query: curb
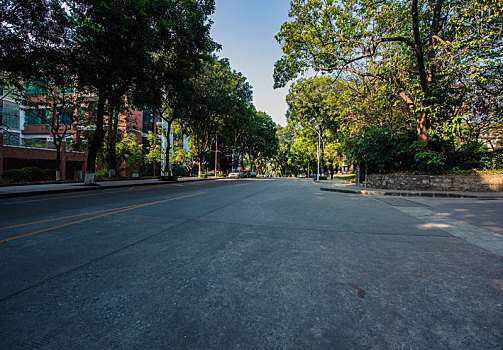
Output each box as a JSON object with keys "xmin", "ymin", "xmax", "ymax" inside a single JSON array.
[
  {"xmin": 320, "ymin": 187, "xmax": 503, "ymax": 199},
  {"xmin": 0, "ymin": 178, "xmax": 217, "ymax": 199}
]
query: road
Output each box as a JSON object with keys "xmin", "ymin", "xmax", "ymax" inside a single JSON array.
[{"xmin": 0, "ymin": 178, "xmax": 502, "ymax": 349}]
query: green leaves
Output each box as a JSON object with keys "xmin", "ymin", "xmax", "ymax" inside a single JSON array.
[{"xmin": 274, "ymin": 0, "xmax": 503, "ymax": 173}]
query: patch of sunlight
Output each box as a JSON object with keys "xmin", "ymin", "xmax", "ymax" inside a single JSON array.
[
  {"xmin": 454, "ymin": 209, "xmax": 468, "ymax": 212},
  {"xmin": 417, "ymin": 222, "xmax": 453, "ymax": 229}
]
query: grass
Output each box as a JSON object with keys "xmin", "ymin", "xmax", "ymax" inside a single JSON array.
[{"xmin": 335, "ymin": 174, "xmax": 355, "ymax": 180}]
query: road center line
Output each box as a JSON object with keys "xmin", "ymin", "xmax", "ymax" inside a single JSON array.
[
  {"xmin": 0, "ymin": 204, "xmax": 149, "ymax": 231},
  {"xmin": 0, "ymin": 192, "xmax": 204, "ymax": 244}
]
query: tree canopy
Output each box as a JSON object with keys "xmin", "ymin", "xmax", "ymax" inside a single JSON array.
[{"xmin": 274, "ymin": 0, "xmax": 503, "ymax": 175}]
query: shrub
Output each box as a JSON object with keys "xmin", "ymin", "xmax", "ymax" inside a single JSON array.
[
  {"xmin": 217, "ymin": 173, "xmax": 226, "ymax": 178},
  {"xmin": 171, "ymin": 164, "xmax": 190, "ymax": 177},
  {"xmin": 44, "ymin": 169, "xmax": 56, "ymax": 181},
  {"xmin": 159, "ymin": 175, "xmax": 178, "ymax": 181},
  {"xmin": 94, "ymin": 169, "xmax": 109, "ymax": 180},
  {"xmin": 199, "ymin": 173, "xmax": 208, "ymax": 178},
  {"xmin": 348, "ymin": 128, "xmax": 416, "ymax": 174},
  {"xmin": 2, "ymin": 167, "xmax": 53, "ymax": 183},
  {"xmin": 318, "ymin": 175, "xmax": 328, "ymax": 180}
]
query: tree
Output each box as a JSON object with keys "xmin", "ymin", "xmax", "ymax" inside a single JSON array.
[
  {"xmin": 73, "ymin": 0, "xmax": 156, "ymax": 183},
  {"xmin": 134, "ymin": 0, "xmax": 217, "ymax": 177},
  {"xmin": 116, "ymin": 132, "xmax": 142, "ymax": 175},
  {"xmin": 274, "ymin": 0, "xmax": 503, "ymax": 143},
  {"xmin": 181, "ymin": 57, "xmax": 253, "ymax": 175},
  {"xmin": 272, "ymin": 125, "xmax": 296, "ymax": 176},
  {"xmin": 286, "ymin": 76, "xmax": 342, "ymax": 175},
  {"xmin": 20, "ymin": 80, "xmax": 85, "ymax": 180},
  {"xmin": 0, "ymin": 0, "xmax": 73, "ymax": 83}
]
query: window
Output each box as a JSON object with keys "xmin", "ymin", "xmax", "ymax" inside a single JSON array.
[
  {"xmin": 59, "ymin": 110, "xmax": 74, "ymax": 124},
  {"xmin": 0, "ymin": 101, "xmax": 21, "ymax": 129},
  {"xmin": 25, "ymin": 81, "xmax": 50, "ymax": 96},
  {"xmin": 57, "ymin": 83, "xmax": 74, "ymax": 95},
  {"xmin": 24, "ymin": 109, "xmax": 50, "ymax": 125},
  {"xmin": 3, "ymin": 132, "xmax": 21, "ymax": 146},
  {"xmin": 23, "ymin": 138, "xmax": 47, "ymax": 148}
]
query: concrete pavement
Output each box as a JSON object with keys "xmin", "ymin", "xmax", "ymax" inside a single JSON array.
[{"xmin": 0, "ymin": 178, "xmax": 502, "ymax": 349}]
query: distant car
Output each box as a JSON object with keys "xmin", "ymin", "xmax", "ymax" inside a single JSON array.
[
  {"xmin": 298, "ymin": 174, "xmax": 306, "ymax": 178},
  {"xmin": 228, "ymin": 172, "xmax": 241, "ymax": 179}
]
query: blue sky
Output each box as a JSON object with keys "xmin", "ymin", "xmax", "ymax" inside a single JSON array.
[{"xmin": 210, "ymin": 0, "xmax": 291, "ymax": 126}]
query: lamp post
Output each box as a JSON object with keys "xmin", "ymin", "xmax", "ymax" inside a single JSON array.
[
  {"xmin": 316, "ymin": 126, "xmax": 321, "ymax": 181},
  {"xmin": 214, "ymin": 135, "xmax": 218, "ymax": 178}
]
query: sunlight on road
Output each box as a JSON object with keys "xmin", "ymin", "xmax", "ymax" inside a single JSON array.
[{"xmin": 416, "ymin": 222, "xmax": 452, "ymax": 229}]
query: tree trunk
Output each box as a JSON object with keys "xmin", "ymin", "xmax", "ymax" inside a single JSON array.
[
  {"xmin": 163, "ymin": 119, "xmax": 172, "ymax": 176},
  {"xmin": 85, "ymin": 96, "xmax": 106, "ymax": 184},
  {"xmin": 107, "ymin": 111, "xmax": 119, "ymax": 177},
  {"xmin": 55, "ymin": 138, "xmax": 61, "ymax": 181},
  {"xmin": 197, "ymin": 150, "xmax": 203, "ymax": 176},
  {"xmin": 412, "ymin": 0, "xmax": 430, "ymax": 143}
]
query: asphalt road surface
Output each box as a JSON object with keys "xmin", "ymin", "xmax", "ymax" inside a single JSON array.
[{"xmin": 0, "ymin": 178, "xmax": 502, "ymax": 349}]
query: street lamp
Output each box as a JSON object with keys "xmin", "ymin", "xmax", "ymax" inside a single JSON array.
[{"xmin": 214, "ymin": 135, "xmax": 218, "ymax": 178}]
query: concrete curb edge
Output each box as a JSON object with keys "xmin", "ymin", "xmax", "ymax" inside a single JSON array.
[{"xmin": 320, "ymin": 187, "xmax": 503, "ymax": 199}]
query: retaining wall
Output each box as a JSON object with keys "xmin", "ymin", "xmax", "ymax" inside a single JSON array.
[{"xmin": 364, "ymin": 174, "xmax": 503, "ymax": 192}]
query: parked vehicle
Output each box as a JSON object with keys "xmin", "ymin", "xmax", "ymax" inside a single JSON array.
[
  {"xmin": 228, "ymin": 171, "xmax": 242, "ymax": 179},
  {"xmin": 241, "ymin": 170, "xmax": 257, "ymax": 178}
]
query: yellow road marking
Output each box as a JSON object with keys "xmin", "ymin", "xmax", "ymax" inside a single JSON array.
[
  {"xmin": 0, "ymin": 192, "xmax": 203, "ymax": 244},
  {"xmin": 0, "ymin": 204, "xmax": 146, "ymax": 231},
  {"xmin": 0, "ymin": 188, "xmax": 129, "ymax": 205}
]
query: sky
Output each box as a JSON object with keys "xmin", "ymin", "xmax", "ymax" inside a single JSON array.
[{"xmin": 209, "ymin": 0, "xmax": 291, "ymax": 126}]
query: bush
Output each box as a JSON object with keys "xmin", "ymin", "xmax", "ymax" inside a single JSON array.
[
  {"xmin": 318, "ymin": 175, "xmax": 328, "ymax": 180},
  {"xmin": 159, "ymin": 175, "xmax": 178, "ymax": 181},
  {"xmin": 348, "ymin": 128, "xmax": 416, "ymax": 174},
  {"xmin": 94, "ymin": 169, "xmax": 109, "ymax": 180},
  {"xmin": 482, "ymin": 151, "xmax": 503, "ymax": 170},
  {"xmin": 199, "ymin": 173, "xmax": 208, "ymax": 178},
  {"xmin": 171, "ymin": 164, "xmax": 190, "ymax": 177},
  {"xmin": 2, "ymin": 167, "xmax": 53, "ymax": 183},
  {"xmin": 217, "ymin": 173, "xmax": 226, "ymax": 178},
  {"xmin": 44, "ymin": 169, "xmax": 56, "ymax": 181}
]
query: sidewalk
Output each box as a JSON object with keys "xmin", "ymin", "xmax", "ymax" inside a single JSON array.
[
  {"xmin": 317, "ymin": 178, "xmax": 503, "ymax": 199},
  {"xmin": 0, "ymin": 177, "xmax": 216, "ymax": 199}
]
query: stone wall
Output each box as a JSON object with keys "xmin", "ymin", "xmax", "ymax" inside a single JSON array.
[{"xmin": 364, "ymin": 174, "xmax": 503, "ymax": 192}]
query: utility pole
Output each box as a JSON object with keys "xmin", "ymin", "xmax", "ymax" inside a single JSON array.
[{"xmin": 317, "ymin": 129, "xmax": 320, "ymax": 181}]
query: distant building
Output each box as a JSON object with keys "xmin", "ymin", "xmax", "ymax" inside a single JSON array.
[{"xmin": 0, "ymin": 83, "xmax": 149, "ymax": 181}]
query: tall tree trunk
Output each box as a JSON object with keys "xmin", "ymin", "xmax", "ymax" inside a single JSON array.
[
  {"xmin": 107, "ymin": 110, "xmax": 119, "ymax": 177},
  {"xmin": 412, "ymin": 0, "xmax": 431, "ymax": 142},
  {"xmin": 163, "ymin": 119, "xmax": 172, "ymax": 176},
  {"xmin": 55, "ymin": 138, "xmax": 61, "ymax": 181},
  {"xmin": 85, "ymin": 96, "xmax": 106, "ymax": 184}
]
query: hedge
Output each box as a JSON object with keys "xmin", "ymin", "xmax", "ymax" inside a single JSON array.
[{"xmin": 2, "ymin": 167, "xmax": 55, "ymax": 183}]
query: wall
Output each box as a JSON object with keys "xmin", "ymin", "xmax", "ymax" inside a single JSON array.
[
  {"xmin": 364, "ymin": 174, "xmax": 503, "ymax": 192},
  {"xmin": 1, "ymin": 135, "xmax": 87, "ymax": 182}
]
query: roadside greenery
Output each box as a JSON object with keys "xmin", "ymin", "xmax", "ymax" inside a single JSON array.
[
  {"xmin": 274, "ymin": 0, "xmax": 503, "ymax": 175},
  {"xmin": 1, "ymin": 0, "xmax": 278, "ymax": 182}
]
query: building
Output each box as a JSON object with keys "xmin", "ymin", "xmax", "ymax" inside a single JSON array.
[{"xmin": 0, "ymin": 83, "xmax": 147, "ymax": 182}]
